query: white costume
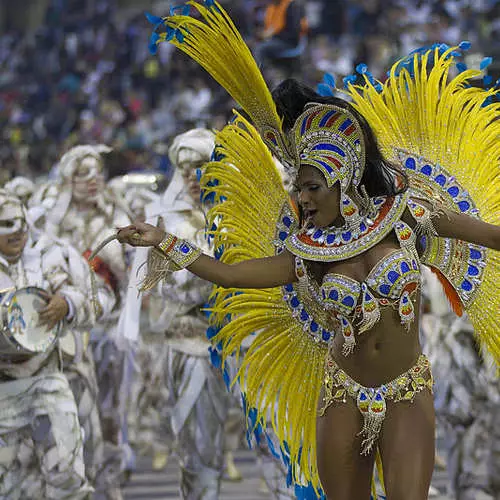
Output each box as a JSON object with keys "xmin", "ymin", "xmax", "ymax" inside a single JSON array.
[
  {"xmin": 0, "ymin": 190, "xmax": 103, "ymax": 499},
  {"xmin": 125, "ymin": 129, "xmax": 236, "ymax": 498},
  {"xmin": 421, "ymin": 268, "xmax": 500, "ymax": 500},
  {"xmin": 29, "ymin": 145, "xmax": 133, "ymax": 499}
]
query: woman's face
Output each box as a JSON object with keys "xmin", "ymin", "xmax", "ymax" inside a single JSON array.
[{"xmin": 295, "ymin": 165, "xmax": 341, "ymax": 228}]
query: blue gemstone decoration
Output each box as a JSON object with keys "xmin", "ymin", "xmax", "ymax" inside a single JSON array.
[
  {"xmin": 341, "ymin": 317, "xmax": 348, "ymax": 326},
  {"xmin": 434, "ymin": 174, "xmax": 446, "ymax": 186},
  {"xmin": 412, "ymin": 260, "xmax": 418, "ymax": 270},
  {"xmin": 328, "ymin": 289, "xmax": 339, "ymax": 301},
  {"xmin": 387, "ymin": 270, "xmax": 400, "ymax": 283},
  {"xmin": 284, "ymin": 284, "xmax": 294, "ymax": 293},
  {"xmin": 379, "ymin": 284, "xmax": 391, "ymax": 295},
  {"xmin": 400, "ymin": 261, "xmax": 410, "ymax": 274},
  {"xmin": 447, "ymin": 186, "xmax": 459, "ymax": 197},
  {"xmin": 405, "ymin": 157, "xmax": 416, "ymax": 170},
  {"xmin": 458, "ymin": 200, "xmax": 470, "ymax": 212},
  {"xmin": 421, "ymin": 164, "xmax": 432, "ymax": 176},
  {"xmin": 326, "ymin": 234, "xmax": 336, "ymax": 245},
  {"xmin": 342, "ymin": 231, "xmax": 352, "ymax": 242},
  {"xmin": 279, "ymin": 231, "xmax": 288, "ymax": 241},
  {"xmin": 290, "ymin": 297, "xmax": 300, "ymax": 308},
  {"xmin": 322, "ymin": 330, "xmax": 331, "ymax": 341},
  {"xmin": 365, "ymin": 292, "xmax": 371, "ymax": 301},
  {"xmin": 341, "ymin": 296, "xmax": 355, "ymax": 308},
  {"xmin": 402, "ymin": 296, "xmax": 408, "ymax": 303},
  {"xmin": 180, "ymin": 243, "xmax": 190, "ymax": 253},
  {"xmin": 359, "ymin": 393, "xmax": 367, "ymax": 401},
  {"xmin": 470, "ymin": 248, "xmax": 482, "ymax": 260},
  {"xmin": 283, "ymin": 216, "xmax": 292, "ymax": 227},
  {"xmin": 461, "ymin": 280, "xmax": 473, "ymax": 292},
  {"xmin": 314, "ymin": 159, "xmax": 335, "ymax": 174},
  {"xmin": 311, "ymin": 143, "xmax": 346, "ymax": 157},
  {"xmin": 313, "ymin": 229, "xmax": 323, "ymax": 239},
  {"xmin": 338, "ymin": 118, "xmax": 353, "ymax": 132},
  {"xmin": 318, "ymin": 109, "xmax": 336, "ymax": 126},
  {"xmin": 310, "ymin": 321, "xmax": 319, "ymax": 333},
  {"xmin": 360, "ymin": 222, "xmax": 367, "ymax": 232},
  {"xmin": 468, "ymin": 265, "xmax": 479, "ymax": 276},
  {"xmin": 375, "ymin": 393, "xmax": 383, "ymax": 401},
  {"xmin": 300, "ymin": 309, "xmax": 309, "ymax": 321}
]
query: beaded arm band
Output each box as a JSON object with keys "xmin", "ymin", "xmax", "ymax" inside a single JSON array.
[
  {"xmin": 407, "ymin": 198, "xmax": 445, "ymax": 238},
  {"xmin": 157, "ymin": 233, "xmax": 203, "ymax": 269},
  {"xmin": 139, "ymin": 233, "xmax": 203, "ymax": 292}
]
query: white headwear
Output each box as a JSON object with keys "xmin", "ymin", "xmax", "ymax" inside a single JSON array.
[
  {"xmin": 168, "ymin": 128, "xmax": 215, "ymax": 170},
  {"xmin": 117, "ymin": 129, "xmax": 215, "ymax": 349},
  {"xmin": 58, "ymin": 144, "xmax": 112, "ymax": 180},
  {"xmin": 0, "ymin": 189, "xmax": 26, "ymax": 235},
  {"xmin": 4, "ymin": 177, "xmax": 35, "ymax": 201}
]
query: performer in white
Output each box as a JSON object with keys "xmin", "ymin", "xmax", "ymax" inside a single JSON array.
[
  {"xmin": 30, "ymin": 145, "xmax": 134, "ymax": 500},
  {"xmin": 421, "ymin": 268, "xmax": 500, "ymax": 500},
  {"xmin": 124, "ymin": 128, "xmax": 239, "ymax": 498},
  {"xmin": 0, "ymin": 189, "xmax": 100, "ymax": 499}
]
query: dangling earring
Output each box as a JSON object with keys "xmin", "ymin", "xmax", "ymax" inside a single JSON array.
[
  {"xmin": 351, "ymin": 184, "xmax": 377, "ymax": 220},
  {"xmin": 340, "ymin": 191, "xmax": 362, "ymax": 230}
]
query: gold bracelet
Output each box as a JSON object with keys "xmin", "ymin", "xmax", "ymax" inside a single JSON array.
[{"xmin": 157, "ymin": 233, "xmax": 202, "ymax": 269}]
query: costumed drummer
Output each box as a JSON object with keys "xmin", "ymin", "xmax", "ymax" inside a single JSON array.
[
  {"xmin": 119, "ymin": 4, "xmax": 499, "ymax": 499},
  {"xmin": 0, "ymin": 189, "xmax": 97, "ymax": 499}
]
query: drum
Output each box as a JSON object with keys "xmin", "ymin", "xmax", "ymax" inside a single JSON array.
[{"xmin": 0, "ymin": 287, "xmax": 61, "ymax": 357}]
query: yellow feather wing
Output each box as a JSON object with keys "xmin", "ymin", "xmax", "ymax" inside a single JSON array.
[
  {"xmin": 150, "ymin": 0, "xmax": 282, "ymax": 134},
  {"xmin": 201, "ymin": 114, "xmax": 328, "ymax": 492},
  {"xmin": 348, "ymin": 46, "xmax": 500, "ymax": 363}
]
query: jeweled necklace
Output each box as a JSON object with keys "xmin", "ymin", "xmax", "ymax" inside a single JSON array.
[
  {"xmin": 303, "ymin": 197, "xmax": 386, "ymax": 246},
  {"xmin": 304, "ymin": 217, "xmax": 371, "ymax": 246}
]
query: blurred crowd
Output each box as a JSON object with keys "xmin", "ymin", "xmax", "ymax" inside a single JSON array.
[{"xmin": 1, "ymin": 0, "xmax": 499, "ymax": 183}]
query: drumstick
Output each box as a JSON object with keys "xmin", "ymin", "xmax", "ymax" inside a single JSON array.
[
  {"xmin": 87, "ymin": 233, "xmax": 119, "ymax": 320},
  {"xmin": 87, "ymin": 233, "xmax": 119, "ymax": 263}
]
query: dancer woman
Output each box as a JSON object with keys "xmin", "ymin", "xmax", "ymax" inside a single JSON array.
[{"xmin": 117, "ymin": 3, "xmax": 499, "ymax": 499}]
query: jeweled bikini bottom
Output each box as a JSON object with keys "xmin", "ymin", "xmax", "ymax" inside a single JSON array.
[{"xmin": 320, "ymin": 353, "xmax": 433, "ymax": 455}]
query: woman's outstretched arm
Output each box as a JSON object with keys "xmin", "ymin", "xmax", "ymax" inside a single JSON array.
[
  {"xmin": 404, "ymin": 198, "xmax": 500, "ymax": 250},
  {"xmin": 434, "ymin": 209, "xmax": 500, "ymax": 250},
  {"xmin": 117, "ymin": 221, "xmax": 297, "ymax": 289}
]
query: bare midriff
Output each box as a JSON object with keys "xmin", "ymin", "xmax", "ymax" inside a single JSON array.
[
  {"xmin": 306, "ymin": 232, "xmax": 422, "ymax": 387},
  {"xmin": 330, "ymin": 301, "xmax": 422, "ymax": 387}
]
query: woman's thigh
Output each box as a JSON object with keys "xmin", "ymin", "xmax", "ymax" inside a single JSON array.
[
  {"xmin": 316, "ymin": 397, "xmax": 375, "ymax": 500},
  {"xmin": 378, "ymin": 389, "xmax": 435, "ymax": 500}
]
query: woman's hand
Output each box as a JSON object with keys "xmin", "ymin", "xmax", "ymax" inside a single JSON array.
[{"xmin": 116, "ymin": 221, "xmax": 166, "ymax": 247}]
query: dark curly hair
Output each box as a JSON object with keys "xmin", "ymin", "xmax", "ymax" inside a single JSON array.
[{"xmin": 271, "ymin": 78, "xmax": 408, "ymax": 197}]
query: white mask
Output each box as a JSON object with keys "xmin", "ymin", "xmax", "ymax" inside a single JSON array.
[
  {"xmin": 72, "ymin": 156, "xmax": 105, "ymax": 201},
  {"xmin": 0, "ymin": 199, "xmax": 27, "ymax": 235}
]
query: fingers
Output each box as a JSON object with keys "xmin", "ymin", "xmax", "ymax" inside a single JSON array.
[
  {"xmin": 134, "ymin": 220, "xmax": 155, "ymax": 231},
  {"xmin": 38, "ymin": 307, "xmax": 59, "ymax": 330},
  {"xmin": 116, "ymin": 227, "xmax": 139, "ymax": 244},
  {"xmin": 38, "ymin": 296, "xmax": 67, "ymax": 330}
]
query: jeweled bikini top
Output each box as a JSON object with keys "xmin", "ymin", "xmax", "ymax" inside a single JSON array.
[{"xmin": 281, "ymin": 193, "xmax": 424, "ymax": 356}]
